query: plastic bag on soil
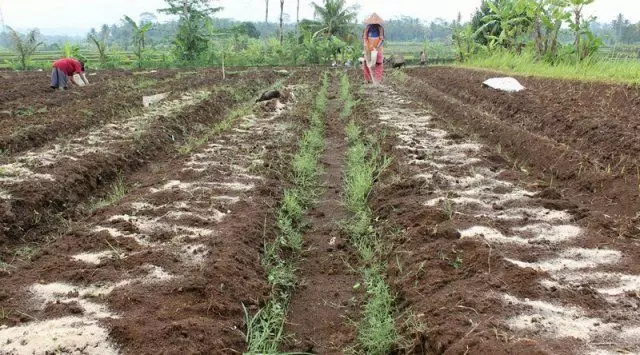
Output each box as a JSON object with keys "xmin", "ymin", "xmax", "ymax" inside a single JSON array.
[{"xmin": 482, "ymin": 77, "xmax": 525, "ymax": 92}]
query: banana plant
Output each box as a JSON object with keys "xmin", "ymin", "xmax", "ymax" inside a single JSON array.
[
  {"xmin": 123, "ymin": 15, "xmax": 153, "ymax": 67},
  {"xmin": 6, "ymin": 27, "xmax": 42, "ymax": 70},
  {"xmin": 452, "ymin": 23, "xmax": 476, "ymax": 61},
  {"xmin": 532, "ymin": 0, "xmax": 569, "ymax": 59},
  {"xmin": 563, "ymin": 0, "xmax": 596, "ymax": 60},
  {"xmin": 473, "ymin": 0, "xmax": 535, "ymax": 50},
  {"xmin": 88, "ymin": 25, "xmax": 110, "ymax": 66}
]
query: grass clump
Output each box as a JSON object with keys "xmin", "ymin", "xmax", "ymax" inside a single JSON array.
[
  {"xmin": 243, "ymin": 301, "xmax": 286, "ymax": 354},
  {"xmin": 358, "ymin": 266, "xmax": 398, "ymax": 353},
  {"xmin": 244, "ymin": 73, "xmax": 329, "ymax": 353},
  {"xmin": 340, "ymin": 73, "xmax": 357, "ymax": 120},
  {"xmin": 461, "ymin": 50, "xmax": 640, "ymax": 85},
  {"xmin": 91, "ymin": 172, "xmax": 127, "ymax": 210}
]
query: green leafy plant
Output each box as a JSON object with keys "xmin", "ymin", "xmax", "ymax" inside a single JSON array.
[
  {"xmin": 159, "ymin": 0, "xmax": 222, "ymax": 62},
  {"xmin": 450, "ymin": 252, "xmax": 463, "ymax": 269},
  {"xmin": 6, "ymin": 27, "xmax": 42, "ymax": 70},
  {"xmin": 57, "ymin": 41, "xmax": 81, "ymax": 59},
  {"xmin": 123, "ymin": 15, "xmax": 153, "ymax": 67},
  {"xmin": 88, "ymin": 25, "xmax": 111, "ymax": 66}
]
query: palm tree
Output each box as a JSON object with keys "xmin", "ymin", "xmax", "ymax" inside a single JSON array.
[
  {"xmin": 7, "ymin": 27, "xmax": 42, "ymax": 70},
  {"xmin": 296, "ymin": 0, "xmax": 300, "ymax": 27},
  {"xmin": 279, "ymin": 0, "xmax": 285, "ymax": 45},
  {"xmin": 310, "ymin": 0, "xmax": 359, "ymax": 40}
]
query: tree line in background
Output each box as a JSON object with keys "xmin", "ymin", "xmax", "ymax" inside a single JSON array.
[{"xmin": 0, "ymin": 0, "xmax": 639, "ymax": 70}]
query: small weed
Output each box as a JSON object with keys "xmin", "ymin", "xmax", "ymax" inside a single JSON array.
[
  {"xmin": 443, "ymin": 195, "xmax": 455, "ymax": 220},
  {"xmin": 279, "ymin": 189, "xmax": 304, "ymax": 223},
  {"xmin": 339, "ymin": 73, "xmax": 357, "ymax": 119},
  {"xmin": 269, "ymin": 79, "xmax": 285, "ymax": 91},
  {"xmin": 132, "ymin": 119, "xmax": 149, "ymax": 141},
  {"xmin": 276, "ymin": 217, "xmax": 303, "ymax": 251},
  {"xmin": 450, "ymin": 252, "xmax": 463, "ymax": 269},
  {"xmin": 395, "ymin": 255, "xmax": 403, "ymax": 274},
  {"xmin": 80, "ymin": 109, "xmax": 94, "ymax": 118},
  {"xmin": 417, "ymin": 261, "xmax": 426, "ymax": 277},
  {"xmin": 91, "ymin": 172, "xmax": 127, "ymax": 211},
  {"xmin": 14, "ymin": 246, "xmax": 38, "ymax": 261},
  {"xmin": 243, "ymin": 301, "xmax": 286, "ymax": 353},
  {"xmin": 105, "ymin": 239, "xmax": 124, "ymax": 260},
  {"xmin": 267, "ymin": 261, "xmax": 297, "ymax": 289},
  {"xmin": 0, "ymin": 258, "xmax": 13, "ymax": 272},
  {"xmin": 133, "ymin": 78, "xmax": 158, "ymax": 89},
  {"xmin": 389, "ymin": 69, "xmax": 408, "ymax": 82},
  {"xmin": 14, "ymin": 107, "xmax": 36, "ymax": 117},
  {"xmin": 345, "ymin": 120, "xmax": 362, "ymax": 144}
]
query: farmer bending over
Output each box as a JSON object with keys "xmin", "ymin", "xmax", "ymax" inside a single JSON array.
[{"xmin": 50, "ymin": 57, "xmax": 89, "ymax": 90}]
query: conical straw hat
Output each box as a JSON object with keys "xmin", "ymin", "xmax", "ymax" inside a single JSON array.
[{"xmin": 364, "ymin": 12, "xmax": 384, "ymax": 25}]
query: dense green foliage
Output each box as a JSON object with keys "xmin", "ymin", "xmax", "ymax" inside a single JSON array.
[
  {"xmin": 159, "ymin": 0, "xmax": 222, "ymax": 62},
  {"xmin": 0, "ymin": 0, "xmax": 638, "ymax": 71},
  {"xmin": 457, "ymin": 0, "xmax": 640, "ymax": 63}
]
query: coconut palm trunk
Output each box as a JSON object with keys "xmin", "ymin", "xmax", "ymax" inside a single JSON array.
[
  {"xmin": 279, "ymin": 0, "xmax": 285, "ymax": 45},
  {"xmin": 265, "ymin": 0, "xmax": 269, "ymax": 23}
]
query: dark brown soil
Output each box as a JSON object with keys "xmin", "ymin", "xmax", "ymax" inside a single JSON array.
[
  {"xmin": 358, "ymin": 67, "xmax": 640, "ymax": 354},
  {"xmin": 0, "ymin": 73, "xmax": 309, "ymax": 353},
  {"xmin": 401, "ymin": 66, "xmax": 640, "ymax": 220},
  {"xmin": 0, "ymin": 69, "xmax": 204, "ymax": 155},
  {"xmin": 0, "ymin": 70, "xmax": 280, "ymax": 247},
  {"xmin": 3, "ymin": 66, "xmax": 639, "ymax": 354}
]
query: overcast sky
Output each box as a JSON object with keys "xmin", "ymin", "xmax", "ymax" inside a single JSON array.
[{"xmin": 1, "ymin": 0, "xmax": 639, "ymax": 35}]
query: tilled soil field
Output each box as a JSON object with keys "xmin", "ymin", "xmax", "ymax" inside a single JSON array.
[
  {"xmin": 369, "ymin": 67, "xmax": 640, "ymax": 354},
  {"xmin": 0, "ymin": 69, "xmax": 290, "ymax": 244},
  {"xmin": 0, "ymin": 69, "xmax": 195, "ymax": 154},
  {"xmin": 0, "ymin": 67, "xmax": 318, "ymax": 353},
  {"xmin": 0, "ymin": 65, "xmax": 639, "ymax": 354}
]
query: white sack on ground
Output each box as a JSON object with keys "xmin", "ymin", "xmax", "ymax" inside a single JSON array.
[
  {"xmin": 143, "ymin": 93, "xmax": 170, "ymax": 107},
  {"xmin": 482, "ymin": 77, "xmax": 525, "ymax": 92},
  {"xmin": 72, "ymin": 74, "xmax": 86, "ymax": 87}
]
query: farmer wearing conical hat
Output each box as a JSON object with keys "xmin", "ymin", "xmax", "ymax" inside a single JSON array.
[{"xmin": 362, "ymin": 13, "xmax": 385, "ymax": 85}]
